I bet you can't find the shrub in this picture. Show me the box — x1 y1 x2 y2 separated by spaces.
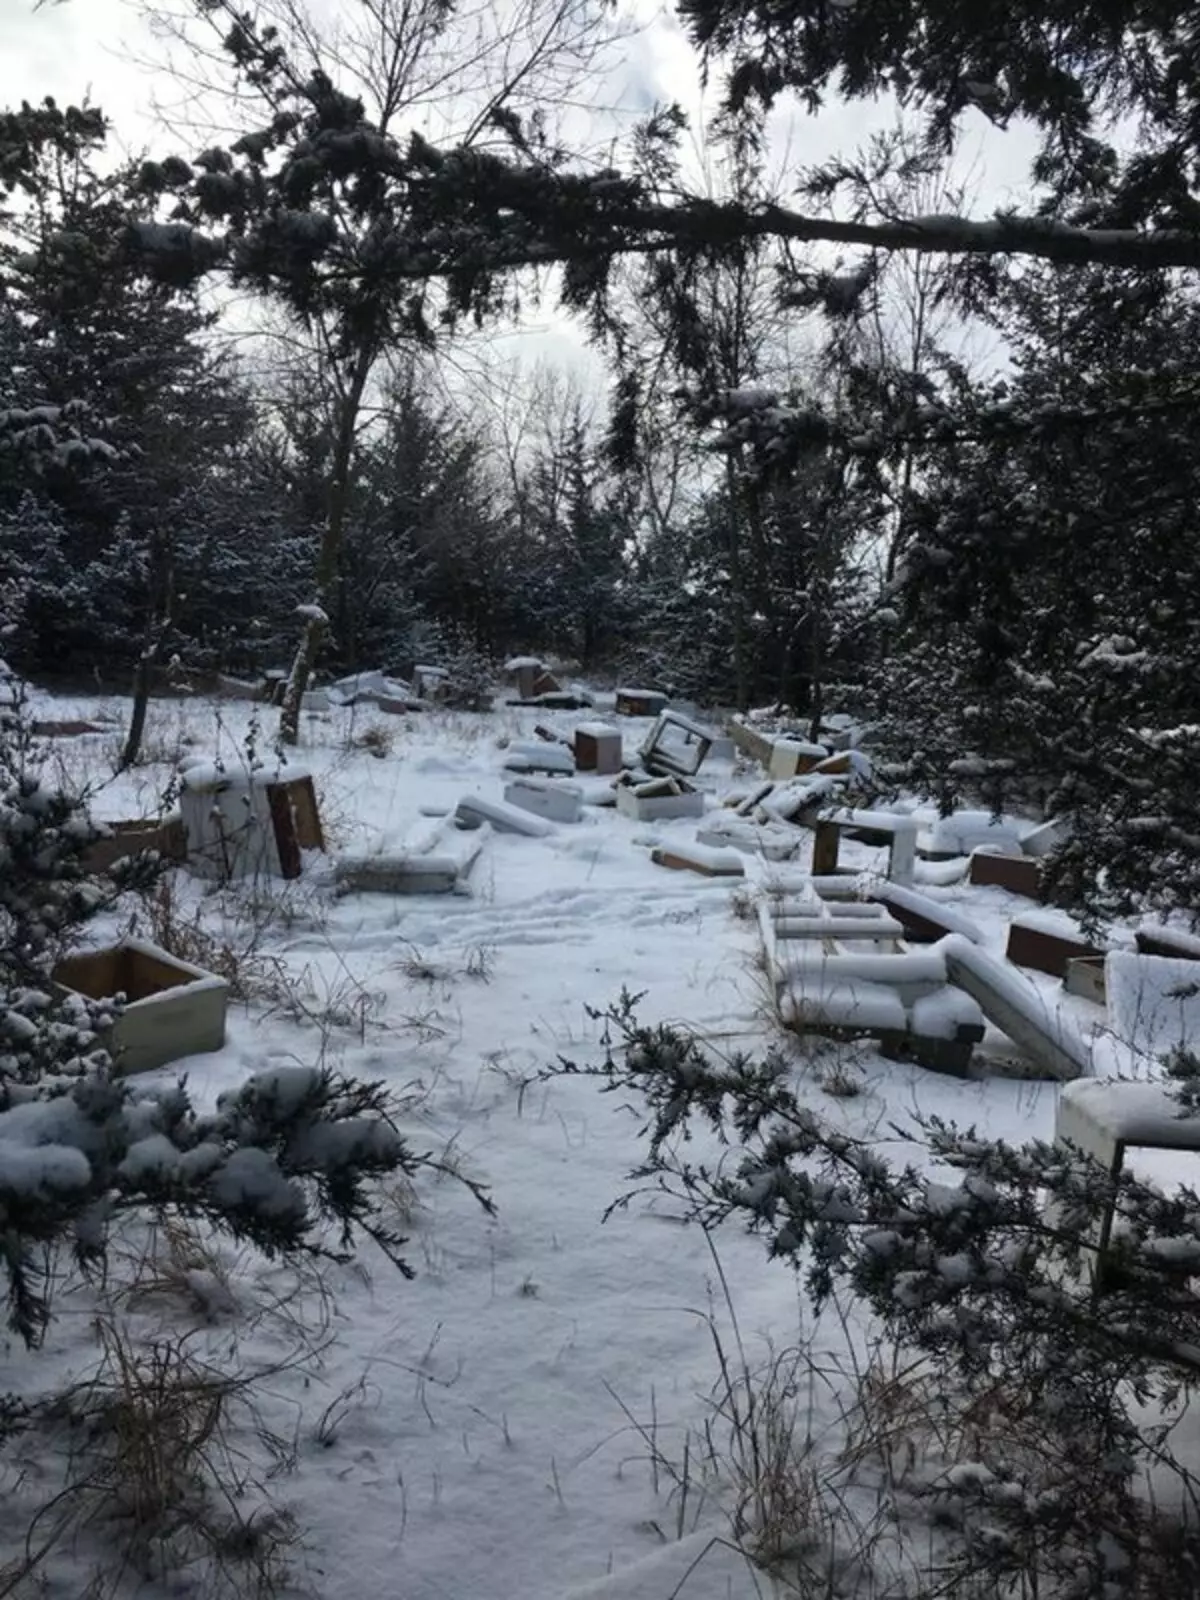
0 712 493 1346
552 996 1200 1597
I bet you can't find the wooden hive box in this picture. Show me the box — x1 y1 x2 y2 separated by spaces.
53 938 229 1075
573 721 622 775
180 763 323 882
1005 914 1103 979
614 687 668 718
83 816 187 875
969 851 1045 899
614 775 705 821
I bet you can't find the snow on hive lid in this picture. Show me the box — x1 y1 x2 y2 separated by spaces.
180 759 312 792
1060 1078 1200 1149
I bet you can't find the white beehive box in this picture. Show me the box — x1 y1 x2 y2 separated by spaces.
179 760 322 882
53 939 229 1075
504 777 584 824
615 781 705 822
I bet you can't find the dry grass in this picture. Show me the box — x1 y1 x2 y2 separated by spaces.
820 1062 866 1098
348 722 394 760
2 1317 302 1600
0 1209 353 1600
395 939 497 988
105 1215 239 1325
128 875 389 1049
128 874 280 1004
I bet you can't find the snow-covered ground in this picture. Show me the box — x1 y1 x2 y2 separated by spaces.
2 689 1139 1598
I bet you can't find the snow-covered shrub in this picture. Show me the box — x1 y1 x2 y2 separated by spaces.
553 998 1200 1597
0 721 486 1347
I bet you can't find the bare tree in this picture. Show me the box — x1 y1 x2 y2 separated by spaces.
142 0 623 741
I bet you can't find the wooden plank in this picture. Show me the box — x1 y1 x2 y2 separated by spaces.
651 843 745 878
1135 925 1200 961
811 819 842 876
290 774 325 851
871 883 983 945
1064 955 1107 1006
969 851 1044 898
1006 918 1102 979
265 783 302 880
942 935 1089 1081
728 717 776 768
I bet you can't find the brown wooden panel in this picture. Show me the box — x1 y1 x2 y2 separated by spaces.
266 783 302 879
811 820 842 876
1135 929 1200 961
969 852 1044 899
290 775 325 851
1006 920 1102 979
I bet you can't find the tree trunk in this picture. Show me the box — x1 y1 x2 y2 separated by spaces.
725 454 749 711
119 539 174 772
279 345 374 746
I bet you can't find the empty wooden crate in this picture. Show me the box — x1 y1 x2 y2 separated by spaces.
53 939 229 1074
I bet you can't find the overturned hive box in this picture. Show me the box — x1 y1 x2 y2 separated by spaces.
180 762 323 882
53 938 229 1075
640 711 714 780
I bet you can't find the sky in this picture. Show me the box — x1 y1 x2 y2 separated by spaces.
0 0 1042 395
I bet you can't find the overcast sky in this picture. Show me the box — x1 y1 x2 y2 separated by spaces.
1 0 1041 393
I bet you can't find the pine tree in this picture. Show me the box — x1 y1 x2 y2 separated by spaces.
875 264 1200 921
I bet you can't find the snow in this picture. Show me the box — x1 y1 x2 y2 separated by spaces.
1106 953 1200 1058
780 979 909 1032
774 945 951 995
919 809 1025 856
941 934 1092 1080
455 793 556 836
503 739 576 775
208 1146 306 1222
0 1139 92 1197
651 838 744 875
1059 1079 1200 1150
6 686 1190 1600
773 913 906 940
118 1132 184 1182
910 986 987 1041
874 882 984 943
180 757 311 792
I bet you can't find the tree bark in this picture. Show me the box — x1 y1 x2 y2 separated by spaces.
278 344 374 746
119 538 174 772
724 454 749 711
